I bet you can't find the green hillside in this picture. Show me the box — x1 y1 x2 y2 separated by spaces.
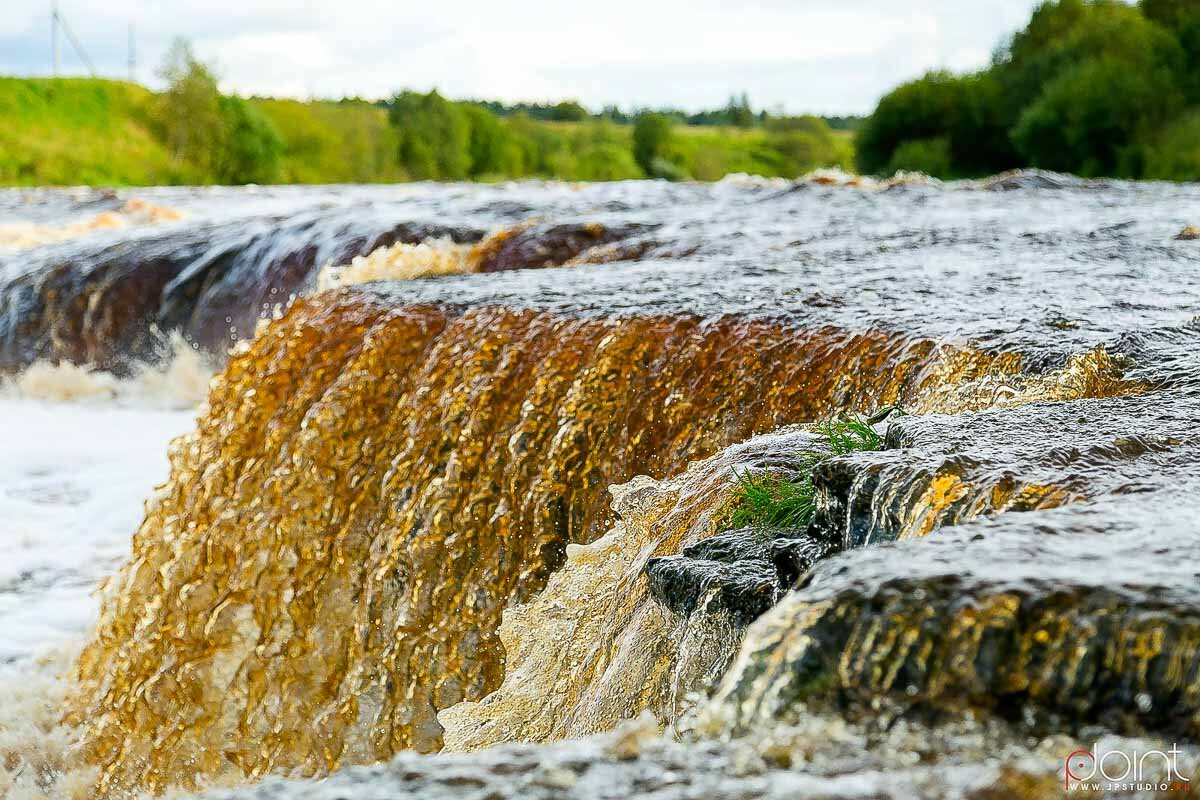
0 73 853 187
0 77 186 185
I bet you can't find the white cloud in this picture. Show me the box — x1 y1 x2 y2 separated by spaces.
1 0 1048 113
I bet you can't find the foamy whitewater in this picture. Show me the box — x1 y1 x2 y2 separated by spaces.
0 352 211 799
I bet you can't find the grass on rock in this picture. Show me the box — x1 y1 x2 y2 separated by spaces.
725 413 886 532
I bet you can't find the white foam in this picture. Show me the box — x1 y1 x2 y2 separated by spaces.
0 397 197 663
3 334 214 410
0 358 202 797
316 238 470 289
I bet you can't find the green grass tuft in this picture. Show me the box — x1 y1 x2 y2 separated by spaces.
726 466 819 530
724 412 890 532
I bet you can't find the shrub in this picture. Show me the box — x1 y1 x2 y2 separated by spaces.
214 96 281 184
632 113 674 176
856 72 967 175
886 137 953 177
1141 0 1200 102
1011 55 1183 176
253 99 402 183
1143 111 1200 181
763 115 850 175
389 90 471 179
461 104 519 177
155 39 224 175
860 0 1195 179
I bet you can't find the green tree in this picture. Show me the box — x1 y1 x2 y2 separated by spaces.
549 100 589 121
569 121 640 180
1012 55 1183 176
389 90 471 179
156 38 224 175
1141 0 1200 102
764 115 847 175
886 137 952 176
632 113 674 177
1005 3 1185 176
461 104 519 177
855 71 998 176
505 112 568 175
214 95 282 184
1143 111 1200 180
726 93 755 127
859 0 1194 179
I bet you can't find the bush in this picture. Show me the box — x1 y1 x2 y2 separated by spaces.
646 156 689 181
461 104 519 177
1141 0 1200 102
886 137 953 177
632 113 674 176
763 115 850 176
549 101 589 122
1143 111 1200 180
155 39 224 175
252 99 402 183
214 96 281 184
859 0 1196 179
1011 55 1183 176
389 90 471 179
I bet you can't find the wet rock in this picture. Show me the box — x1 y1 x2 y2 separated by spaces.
979 169 1075 191
806 391 1190 548
645 386 1195 640
0 217 484 371
715 490 1200 740
472 222 652 272
769 535 835 587
197 706 1195 800
645 528 836 625
1176 226 1200 241
645 528 782 624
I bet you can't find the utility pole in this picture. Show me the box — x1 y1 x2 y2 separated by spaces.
50 4 97 78
51 1 60 76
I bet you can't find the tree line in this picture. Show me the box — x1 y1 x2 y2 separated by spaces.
856 0 1200 180
155 41 851 185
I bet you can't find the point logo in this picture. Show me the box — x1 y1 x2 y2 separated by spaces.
1065 744 1190 792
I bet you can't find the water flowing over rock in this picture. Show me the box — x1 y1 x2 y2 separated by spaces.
714 387 1200 740
69 291 997 795
4 179 1200 798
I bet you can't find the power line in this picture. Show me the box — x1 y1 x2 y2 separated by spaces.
51 2 59 75
50 2 97 78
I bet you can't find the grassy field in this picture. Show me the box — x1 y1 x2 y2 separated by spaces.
0 79 408 186
0 77 188 186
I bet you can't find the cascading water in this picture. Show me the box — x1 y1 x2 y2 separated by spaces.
2 174 1199 799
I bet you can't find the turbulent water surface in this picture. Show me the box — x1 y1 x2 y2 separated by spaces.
1 173 1199 799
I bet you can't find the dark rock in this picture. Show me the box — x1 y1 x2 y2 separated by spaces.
0 217 484 372
769 535 836 587
473 222 653 273
716 489 1200 740
645 528 833 626
980 169 1075 191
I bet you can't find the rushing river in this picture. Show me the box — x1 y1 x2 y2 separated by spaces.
1 173 1199 799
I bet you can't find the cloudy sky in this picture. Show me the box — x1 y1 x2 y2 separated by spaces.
3 1 1047 114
